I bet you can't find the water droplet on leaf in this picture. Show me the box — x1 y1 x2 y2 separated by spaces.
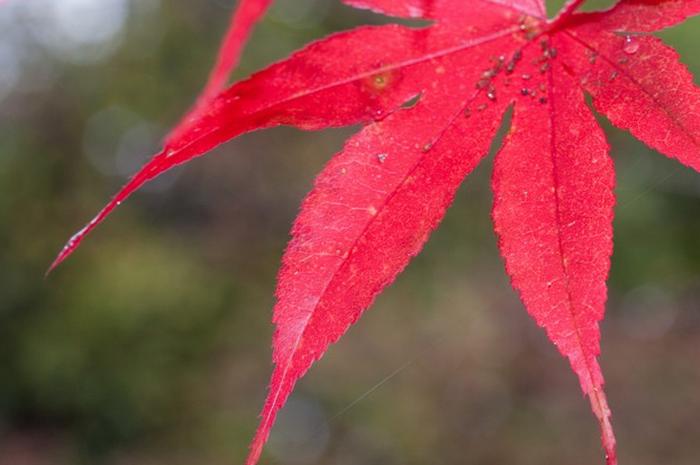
373 109 387 121
623 36 639 55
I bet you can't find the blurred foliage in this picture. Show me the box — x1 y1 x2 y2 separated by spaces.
0 1 699 465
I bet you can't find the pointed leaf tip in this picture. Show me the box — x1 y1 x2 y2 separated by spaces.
48 153 166 274
588 387 617 465
50 0 273 275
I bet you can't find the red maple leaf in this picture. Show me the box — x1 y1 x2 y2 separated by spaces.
50 1 700 463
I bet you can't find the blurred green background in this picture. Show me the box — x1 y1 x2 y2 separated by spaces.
1 1 699 464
